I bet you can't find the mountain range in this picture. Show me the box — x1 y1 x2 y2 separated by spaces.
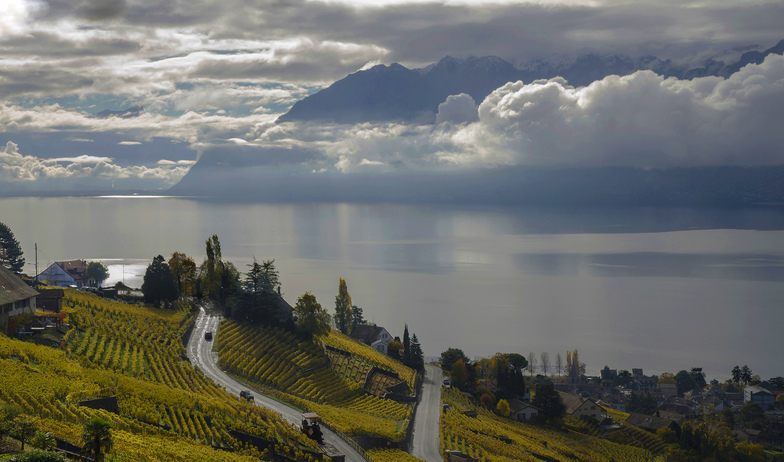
277 39 784 124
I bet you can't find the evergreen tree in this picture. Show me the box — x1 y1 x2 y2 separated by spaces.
0 222 25 274
532 382 566 419
141 255 178 306
408 333 424 371
403 324 411 366
350 305 364 332
334 278 353 334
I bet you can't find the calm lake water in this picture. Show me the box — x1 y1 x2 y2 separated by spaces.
3 196 784 380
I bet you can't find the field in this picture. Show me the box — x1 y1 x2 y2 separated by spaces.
0 288 320 461
441 387 668 462
215 319 416 442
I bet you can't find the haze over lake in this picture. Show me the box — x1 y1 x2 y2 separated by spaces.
4 196 783 380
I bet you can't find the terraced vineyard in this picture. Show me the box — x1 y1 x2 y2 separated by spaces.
216 319 415 442
441 387 665 462
1 288 321 461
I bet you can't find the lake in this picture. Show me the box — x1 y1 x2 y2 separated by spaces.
3 196 784 380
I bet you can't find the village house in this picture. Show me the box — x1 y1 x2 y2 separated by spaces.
349 325 392 354
0 265 39 333
37 260 90 287
624 412 682 435
745 385 776 410
35 288 64 313
561 393 608 421
507 399 540 421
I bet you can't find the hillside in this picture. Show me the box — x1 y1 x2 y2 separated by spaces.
440 387 667 462
0 289 321 461
215 320 418 445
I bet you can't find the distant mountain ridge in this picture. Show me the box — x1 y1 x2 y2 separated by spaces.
93 106 144 118
277 39 784 124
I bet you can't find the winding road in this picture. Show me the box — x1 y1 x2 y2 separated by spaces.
186 305 365 462
410 364 443 462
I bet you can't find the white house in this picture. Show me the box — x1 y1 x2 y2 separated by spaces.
508 399 540 421
37 260 89 287
350 325 392 355
0 265 39 331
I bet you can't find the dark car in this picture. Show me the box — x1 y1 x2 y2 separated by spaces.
204 331 213 341
240 390 254 401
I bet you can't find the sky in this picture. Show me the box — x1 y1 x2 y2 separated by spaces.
1 0 784 193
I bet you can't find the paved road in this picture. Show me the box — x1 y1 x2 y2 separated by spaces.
410 364 443 462
186 305 366 462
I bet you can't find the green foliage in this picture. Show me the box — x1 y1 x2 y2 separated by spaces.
450 359 468 390
739 402 766 430
440 348 467 371
334 278 353 334
406 333 424 371
294 292 331 338
30 431 56 450
0 221 25 274
10 414 38 451
674 370 697 395
624 392 658 415
169 252 197 296
85 261 109 287
141 255 178 306
8 449 69 462
82 416 113 462
532 382 565 419
350 305 364 332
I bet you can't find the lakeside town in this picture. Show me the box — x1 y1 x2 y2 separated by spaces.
2 222 784 461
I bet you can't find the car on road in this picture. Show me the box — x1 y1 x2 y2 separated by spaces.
204 331 213 341
240 390 254 402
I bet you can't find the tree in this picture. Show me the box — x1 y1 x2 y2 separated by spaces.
82 416 113 462
141 255 178 306
496 399 510 417
507 353 528 374
387 339 404 360
740 365 753 385
351 305 364 331
334 278 353 334
776 393 784 410
438 348 468 371
0 222 25 274
294 292 331 338
674 370 697 396
202 234 223 300
0 403 21 439
7 450 69 462
408 333 424 371
243 257 266 300
658 372 676 385
480 393 495 408
527 352 537 377
85 261 109 287
555 353 563 377
403 325 411 367
739 402 766 430
532 382 566 419
732 365 742 384
11 415 38 451
169 252 197 296
625 392 658 415
540 352 551 376
30 431 56 450
690 367 707 389
450 359 469 390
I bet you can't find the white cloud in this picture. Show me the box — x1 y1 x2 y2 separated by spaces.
0 140 191 185
0 0 44 37
435 93 478 125
118 141 141 145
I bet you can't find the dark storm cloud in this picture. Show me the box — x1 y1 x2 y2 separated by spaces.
0 66 94 97
1 32 141 57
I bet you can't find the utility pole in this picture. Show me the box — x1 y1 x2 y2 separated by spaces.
35 243 38 288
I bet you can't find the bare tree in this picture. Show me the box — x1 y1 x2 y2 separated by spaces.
555 352 563 377
540 352 551 376
527 351 538 377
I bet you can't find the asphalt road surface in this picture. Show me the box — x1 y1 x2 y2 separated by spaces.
410 364 443 462
186 305 366 462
